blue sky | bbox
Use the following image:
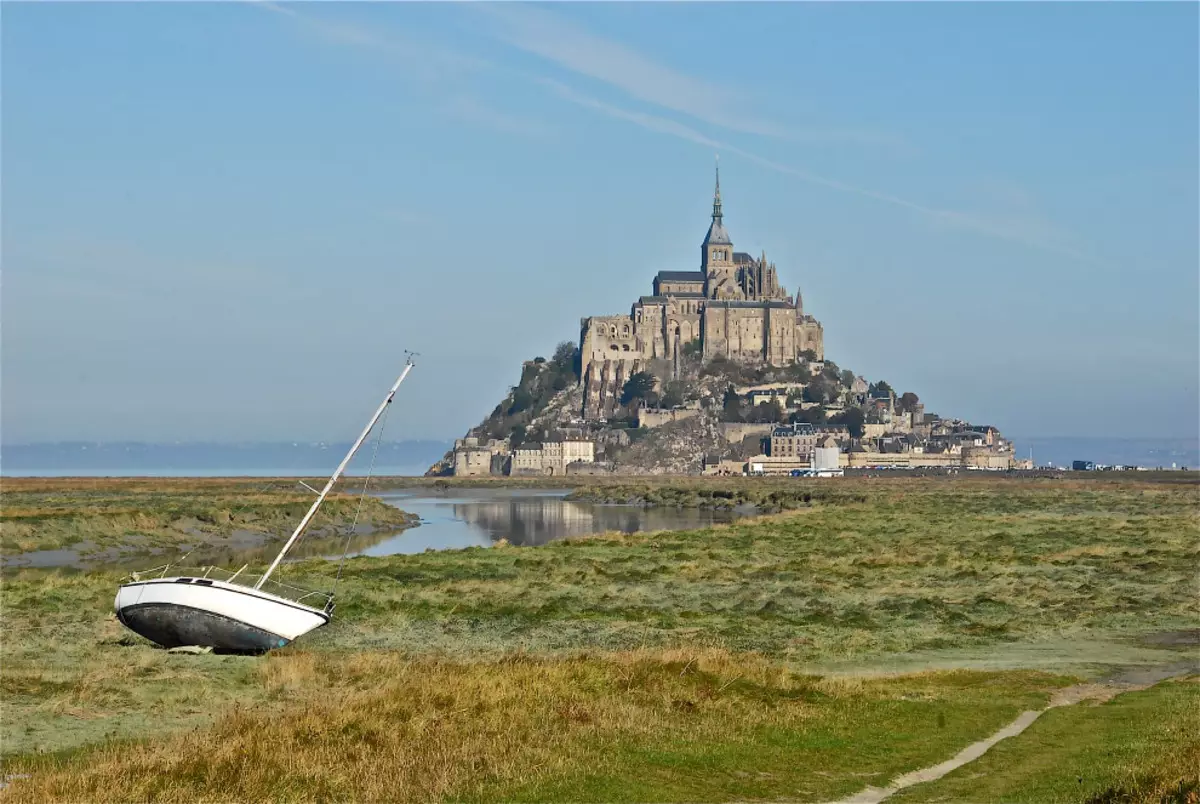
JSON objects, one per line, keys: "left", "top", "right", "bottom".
{"left": 3, "top": 1, "right": 1197, "bottom": 444}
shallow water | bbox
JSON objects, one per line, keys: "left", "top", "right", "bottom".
{"left": 2, "top": 489, "right": 748, "bottom": 570}
{"left": 349, "top": 489, "right": 748, "bottom": 556}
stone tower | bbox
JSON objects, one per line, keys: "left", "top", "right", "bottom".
{"left": 702, "top": 163, "right": 741, "bottom": 301}
{"left": 579, "top": 164, "right": 825, "bottom": 416}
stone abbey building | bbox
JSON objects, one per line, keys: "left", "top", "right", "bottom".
{"left": 580, "top": 167, "right": 824, "bottom": 417}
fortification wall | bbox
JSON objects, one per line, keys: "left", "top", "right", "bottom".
{"left": 719, "top": 422, "right": 776, "bottom": 444}
{"left": 637, "top": 408, "right": 701, "bottom": 429}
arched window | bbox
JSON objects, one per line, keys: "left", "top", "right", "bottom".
{"left": 622, "top": 344, "right": 630, "bottom": 351}
{"left": 610, "top": 345, "right": 619, "bottom": 351}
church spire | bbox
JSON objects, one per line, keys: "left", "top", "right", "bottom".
{"left": 713, "top": 156, "right": 723, "bottom": 223}
{"left": 702, "top": 156, "right": 732, "bottom": 249}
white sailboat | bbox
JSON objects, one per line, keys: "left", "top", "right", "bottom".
{"left": 114, "top": 357, "right": 415, "bottom": 653}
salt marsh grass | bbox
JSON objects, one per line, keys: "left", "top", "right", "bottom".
{"left": 2, "top": 475, "right": 1196, "bottom": 801}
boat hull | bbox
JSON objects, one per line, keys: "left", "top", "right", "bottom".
{"left": 115, "top": 577, "right": 330, "bottom": 653}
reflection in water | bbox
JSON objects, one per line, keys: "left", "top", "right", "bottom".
{"left": 6, "top": 490, "right": 747, "bottom": 570}
{"left": 350, "top": 490, "right": 746, "bottom": 557}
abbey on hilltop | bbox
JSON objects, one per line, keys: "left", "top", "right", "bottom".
{"left": 580, "top": 165, "right": 824, "bottom": 418}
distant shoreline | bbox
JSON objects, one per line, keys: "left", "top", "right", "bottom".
{"left": 1, "top": 436, "right": 1195, "bottom": 476}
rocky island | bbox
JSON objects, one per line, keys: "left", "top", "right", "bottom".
{"left": 429, "top": 168, "right": 1019, "bottom": 477}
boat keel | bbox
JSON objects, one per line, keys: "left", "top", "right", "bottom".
{"left": 118, "top": 602, "right": 294, "bottom": 653}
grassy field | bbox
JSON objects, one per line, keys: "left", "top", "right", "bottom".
{"left": 0, "top": 477, "right": 414, "bottom": 563}
{"left": 1, "top": 475, "right": 1197, "bottom": 801}
{"left": 894, "top": 677, "right": 1200, "bottom": 803}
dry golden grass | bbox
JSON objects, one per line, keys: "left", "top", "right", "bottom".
{"left": 1, "top": 477, "right": 412, "bottom": 557}
{"left": 2, "top": 649, "right": 1066, "bottom": 803}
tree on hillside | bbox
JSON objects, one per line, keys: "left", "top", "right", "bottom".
{"left": 747, "top": 401, "right": 784, "bottom": 423}
{"left": 552, "top": 341, "right": 581, "bottom": 380}
{"left": 800, "top": 349, "right": 819, "bottom": 363}
{"left": 790, "top": 406, "right": 828, "bottom": 425}
{"left": 552, "top": 341, "right": 575, "bottom": 364}
{"left": 507, "top": 388, "right": 534, "bottom": 416}
{"left": 620, "top": 372, "right": 657, "bottom": 406}
{"left": 898, "top": 392, "right": 920, "bottom": 413}
{"left": 700, "top": 354, "right": 732, "bottom": 379}
{"left": 869, "top": 380, "right": 894, "bottom": 397}
{"left": 786, "top": 363, "right": 813, "bottom": 384}
{"left": 660, "top": 380, "right": 687, "bottom": 409}
{"left": 840, "top": 369, "right": 856, "bottom": 389}
{"left": 803, "top": 378, "right": 833, "bottom": 405}
{"left": 833, "top": 407, "right": 866, "bottom": 438}
{"left": 510, "top": 424, "right": 528, "bottom": 449}
{"left": 721, "top": 385, "right": 745, "bottom": 422}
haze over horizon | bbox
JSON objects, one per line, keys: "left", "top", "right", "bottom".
{"left": 3, "top": 2, "right": 1197, "bottom": 444}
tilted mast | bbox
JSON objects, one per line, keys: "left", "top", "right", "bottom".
{"left": 255, "top": 355, "right": 415, "bottom": 589}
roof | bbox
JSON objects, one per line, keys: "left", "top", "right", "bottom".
{"left": 706, "top": 299, "right": 794, "bottom": 309}
{"left": 655, "top": 270, "right": 705, "bottom": 282}
{"left": 733, "top": 251, "right": 755, "bottom": 265}
{"left": 638, "top": 294, "right": 706, "bottom": 305}
{"left": 772, "top": 423, "right": 816, "bottom": 437}
{"left": 703, "top": 219, "right": 732, "bottom": 246}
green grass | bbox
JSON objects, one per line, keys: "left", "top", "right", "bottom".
{"left": 305, "top": 477, "right": 1200, "bottom": 662}
{"left": 0, "top": 477, "right": 413, "bottom": 559}
{"left": 466, "top": 669, "right": 1066, "bottom": 804}
{"left": 894, "top": 678, "right": 1200, "bottom": 803}
{"left": 1, "top": 475, "right": 1197, "bottom": 800}
{"left": 1, "top": 653, "right": 1071, "bottom": 803}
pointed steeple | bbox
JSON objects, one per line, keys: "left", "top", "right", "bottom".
{"left": 713, "top": 157, "right": 723, "bottom": 223}
{"left": 702, "top": 156, "right": 731, "bottom": 248}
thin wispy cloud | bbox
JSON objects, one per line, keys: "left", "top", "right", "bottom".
{"left": 257, "top": 3, "right": 494, "bottom": 98}
{"left": 476, "top": 3, "right": 790, "bottom": 140}
{"left": 475, "top": 5, "right": 907, "bottom": 150}
{"left": 543, "top": 77, "right": 1090, "bottom": 261}
{"left": 538, "top": 78, "right": 724, "bottom": 151}
{"left": 256, "top": 1, "right": 1092, "bottom": 262}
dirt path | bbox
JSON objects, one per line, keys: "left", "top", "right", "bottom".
{"left": 822, "top": 662, "right": 1197, "bottom": 804}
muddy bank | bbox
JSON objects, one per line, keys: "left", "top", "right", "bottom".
{"left": 1, "top": 511, "right": 419, "bottom": 571}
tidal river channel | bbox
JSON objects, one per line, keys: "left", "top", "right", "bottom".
{"left": 5, "top": 489, "right": 749, "bottom": 571}
{"left": 348, "top": 489, "right": 748, "bottom": 556}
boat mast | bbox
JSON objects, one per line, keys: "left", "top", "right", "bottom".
{"left": 255, "top": 356, "right": 415, "bottom": 590}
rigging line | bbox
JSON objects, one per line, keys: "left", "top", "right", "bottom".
{"left": 332, "top": 398, "right": 391, "bottom": 593}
